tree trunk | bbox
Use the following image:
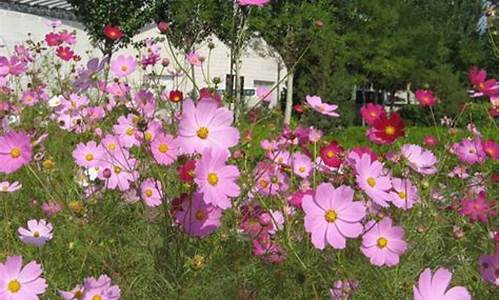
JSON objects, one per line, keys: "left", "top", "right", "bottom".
{"left": 284, "top": 70, "right": 294, "bottom": 125}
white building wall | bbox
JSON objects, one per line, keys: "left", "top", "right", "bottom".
{"left": 0, "top": 8, "right": 285, "bottom": 107}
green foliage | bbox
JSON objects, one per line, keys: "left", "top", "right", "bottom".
{"left": 67, "top": 0, "right": 157, "bottom": 53}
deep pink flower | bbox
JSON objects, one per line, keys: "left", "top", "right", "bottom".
{"left": 56, "top": 46, "right": 74, "bottom": 61}
{"left": 482, "top": 139, "right": 499, "bottom": 160}
{"left": 150, "top": 133, "right": 179, "bottom": 166}
{"left": 413, "top": 267, "right": 471, "bottom": 300}
{"left": 360, "top": 103, "right": 384, "bottom": 125}
{"left": 401, "top": 144, "right": 438, "bottom": 175}
{"left": 479, "top": 252, "right": 499, "bottom": 286}
{"left": 177, "top": 160, "right": 196, "bottom": 183}
{"left": 355, "top": 154, "right": 392, "bottom": 207}
{"left": 423, "top": 135, "right": 438, "bottom": 147}
{"left": 140, "top": 178, "right": 163, "bottom": 207}
{"left": 194, "top": 148, "right": 240, "bottom": 209}
{"left": 45, "top": 32, "right": 62, "bottom": 46}
{"left": 389, "top": 178, "right": 419, "bottom": 210}
{"left": 186, "top": 51, "right": 202, "bottom": 66}
{"left": 236, "top": 0, "right": 270, "bottom": 6}
{"left": 0, "top": 56, "right": 27, "bottom": 76}
{"left": 17, "top": 219, "right": 53, "bottom": 247}
{"left": 370, "top": 112, "right": 405, "bottom": 144}
{"left": 459, "top": 192, "right": 496, "bottom": 223}
{"left": 360, "top": 217, "right": 407, "bottom": 266}
{"left": 469, "top": 66, "right": 498, "bottom": 98}
{"left": 81, "top": 274, "right": 121, "bottom": 300}
{"left": 0, "top": 132, "right": 32, "bottom": 174}
{"left": 72, "top": 141, "right": 106, "bottom": 168}
{"left": 175, "top": 192, "right": 222, "bottom": 237}
{"left": 178, "top": 99, "right": 239, "bottom": 154}
{"left": 415, "top": 89, "right": 437, "bottom": 107}
{"left": 288, "top": 189, "right": 314, "bottom": 209}
{"left": 319, "top": 141, "right": 344, "bottom": 168}
{"left": 110, "top": 55, "right": 137, "bottom": 77}
{"left": 305, "top": 95, "right": 339, "bottom": 117}
{"left": 303, "top": 183, "right": 366, "bottom": 250}
{"left": 0, "top": 256, "right": 48, "bottom": 299}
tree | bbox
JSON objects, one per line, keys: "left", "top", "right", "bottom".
{"left": 67, "top": 0, "right": 157, "bottom": 56}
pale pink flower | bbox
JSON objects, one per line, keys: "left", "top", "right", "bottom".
{"left": 355, "top": 154, "right": 392, "bottom": 207}
{"left": 0, "top": 181, "right": 22, "bottom": 193}
{"left": 140, "top": 178, "right": 163, "bottom": 207}
{"left": 413, "top": 267, "right": 471, "bottom": 300}
{"left": 305, "top": 95, "right": 339, "bottom": 117}
{"left": 389, "top": 178, "right": 418, "bottom": 210}
{"left": 360, "top": 217, "right": 407, "bottom": 266}
{"left": 17, "top": 219, "right": 54, "bottom": 246}
{"left": 110, "top": 55, "right": 137, "bottom": 77}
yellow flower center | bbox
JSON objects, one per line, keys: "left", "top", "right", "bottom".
{"left": 384, "top": 126, "right": 396, "bottom": 136}
{"left": 8, "top": 280, "right": 21, "bottom": 293}
{"left": 326, "top": 150, "right": 335, "bottom": 158}
{"left": 370, "top": 111, "right": 377, "bottom": 117}
{"left": 195, "top": 210, "right": 205, "bottom": 221}
{"left": 126, "top": 127, "right": 134, "bottom": 136}
{"left": 324, "top": 210, "right": 337, "bottom": 223}
{"left": 259, "top": 179, "right": 269, "bottom": 189}
{"left": 120, "top": 65, "right": 128, "bottom": 72}
{"left": 85, "top": 153, "right": 94, "bottom": 161}
{"left": 108, "top": 143, "right": 116, "bottom": 151}
{"left": 207, "top": 172, "right": 219, "bottom": 186}
{"left": 398, "top": 191, "right": 406, "bottom": 199}
{"left": 33, "top": 231, "right": 40, "bottom": 238}
{"left": 158, "top": 143, "right": 169, "bottom": 153}
{"left": 367, "top": 177, "right": 376, "bottom": 188}
{"left": 197, "top": 127, "right": 209, "bottom": 139}
{"left": 270, "top": 176, "right": 279, "bottom": 184}
{"left": 377, "top": 237, "right": 388, "bottom": 248}
{"left": 145, "top": 189, "right": 153, "bottom": 197}
{"left": 144, "top": 132, "right": 153, "bottom": 142}
{"left": 74, "top": 290, "right": 83, "bottom": 299}
{"left": 114, "top": 166, "right": 122, "bottom": 174}
{"left": 298, "top": 166, "right": 306, "bottom": 173}
{"left": 10, "top": 147, "right": 21, "bottom": 158}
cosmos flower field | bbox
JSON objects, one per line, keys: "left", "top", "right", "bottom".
{"left": 0, "top": 3, "right": 499, "bottom": 300}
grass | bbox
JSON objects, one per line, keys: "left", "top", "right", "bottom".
{"left": 1, "top": 120, "right": 498, "bottom": 299}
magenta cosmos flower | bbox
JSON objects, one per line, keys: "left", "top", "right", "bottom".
{"left": 360, "top": 217, "right": 407, "bottom": 267}
{"left": 415, "top": 89, "right": 437, "bottom": 107}
{"left": 140, "top": 178, "right": 163, "bottom": 207}
{"left": 303, "top": 183, "right": 366, "bottom": 250}
{"left": 0, "top": 132, "right": 32, "bottom": 174}
{"left": 72, "top": 141, "right": 106, "bottom": 168}
{"left": 305, "top": 95, "right": 339, "bottom": 117}
{"left": 479, "top": 252, "right": 498, "bottom": 286}
{"left": 0, "top": 256, "right": 48, "bottom": 299}
{"left": 360, "top": 103, "right": 384, "bottom": 125}
{"left": 401, "top": 144, "right": 438, "bottom": 175}
{"left": 355, "top": 154, "right": 392, "bottom": 207}
{"left": 150, "top": 133, "right": 179, "bottom": 166}
{"left": 482, "top": 139, "right": 499, "bottom": 160}
{"left": 110, "top": 55, "right": 137, "bottom": 77}
{"left": 194, "top": 148, "right": 240, "bottom": 209}
{"left": 178, "top": 99, "right": 239, "bottom": 154}
{"left": 452, "top": 137, "right": 486, "bottom": 165}
{"left": 389, "top": 178, "right": 419, "bottom": 210}
{"left": 17, "top": 219, "right": 53, "bottom": 247}
{"left": 236, "top": 0, "right": 270, "bottom": 6}
{"left": 413, "top": 267, "right": 471, "bottom": 300}
{"left": 175, "top": 192, "right": 223, "bottom": 237}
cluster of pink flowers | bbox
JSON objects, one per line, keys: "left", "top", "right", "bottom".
{"left": 59, "top": 274, "right": 120, "bottom": 300}
{"left": 361, "top": 103, "right": 406, "bottom": 144}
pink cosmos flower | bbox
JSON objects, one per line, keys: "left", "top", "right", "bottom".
{"left": 320, "top": 141, "right": 344, "bottom": 168}
{"left": 355, "top": 154, "right": 392, "bottom": 207}
{"left": 401, "top": 144, "right": 438, "bottom": 175}
{"left": 0, "top": 181, "right": 22, "bottom": 193}
{"left": 110, "top": 55, "right": 137, "bottom": 77}
{"left": 269, "top": 150, "right": 291, "bottom": 166}
{"left": 482, "top": 139, "right": 499, "bottom": 160}
{"left": 423, "top": 135, "right": 438, "bottom": 147}
{"left": 0, "top": 56, "right": 27, "bottom": 76}
{"left": 140, "top": 178, "right": 163, "bottom": 207}
{"left": 347, "top": 147, "right": 378, "bottom": 166}
{"left": 389, "top": 178, "right": 418, "bottom": 210}
{"left": 252, "top": 235, "right": 287, "bottom": 264}
{"left": 303, "top": 183, "right": 366, "bottom": 250}
{"left": 0, "top": 132, "right": 32, "bottom": 174}
{"left": 98, "top": 149, "right": 138, "bottom": 191}
{"left": 459, "top": 192, "right": 496, "bottom": 223}
{"left": 256, "top": 86, "right": 273, "bottom": 102}
{"left": 21, "top": 90, "right": 39, "bottom": 106}
{"left": 17, "top": 219, "right": 53, "bottom": 247}
{"left": 186, "top": 51, "right": 202, "bottom": 66}
{"left": 56, "top": 46, "right": 74, "bottom": 61}
{"left": 72, "top": 141, "right": 106, "bottom": 168}
{"left": 469, "top": 66, "right": 498, "bottom": 98}
{"left": 175, "top": 192, "right": 222, "bottom": 237}
{"left": 0, "top": 256, "right": 47, "bottom": 299}
{"left": 415, "top": 89, "right": 437, "bottom": 107}
{"left": 479, "top": 252, "right": 499, "bottom": 286}
{"left": 178, "top": 99, "right": 239, "bottom": 154}
{"left": 194, "top": 148, "right": 240, "bottom": 209}
{"left": 360, "top": 103, "right": 384, "bottom": 125}
{"left": 305, "top": 95, "right": 339, "bottom": 117}
{"left": 288, "top": 189, "right": 314, "bottom": 209}
{"left": 236, "top": 0, "right": 270, "bottom": 6}
{"left": 113, "top": 114, "right": 140, "bottom": 148}
{"left": 291, "top": 152, "right": 312, "bottom": 178}
{"left": 253, "top": 162, "right": 288, "bottom": 196}
{"left": 150, "top": 133, "right": 179, "bottom": 166}
{"left": 413, "top": 267, "right": 471, "bottom": 300}
{"left": 360, "top": 217, "right": 407, "bottom": 267}
{"left": 41, "top": 201, "right": 62, "bottom": 217}
{"left": 143, "top": 120, "right": 162, "bottom": 143}
{"left": 452, "top": 137, "right": 486, "bottom": 165}
{"left": 81, "top": 274, "right": 121, "bottom": 300}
